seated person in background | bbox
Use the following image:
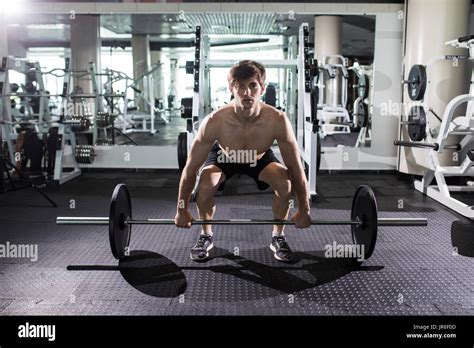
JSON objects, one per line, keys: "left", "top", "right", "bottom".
{"left": 175, "top": 60, "right": 311, "bottom": 262}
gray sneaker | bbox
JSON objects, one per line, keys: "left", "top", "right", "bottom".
{"left": 190, "top": 234, "right": 214, "bottom": 261}
{"left": 270, "top": 235, "right": 294, "bottom": 262}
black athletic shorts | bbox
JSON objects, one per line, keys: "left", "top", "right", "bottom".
{"left": 202, "top": 142, "right": 281, "bottom": 187}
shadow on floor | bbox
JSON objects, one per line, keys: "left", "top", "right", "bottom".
{"left": 67, "top": 249, "right": 383, "bottom": 299}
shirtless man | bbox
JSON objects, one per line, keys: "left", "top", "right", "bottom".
{"left": 175, "top": 60, "right": 311, "bottom": 262}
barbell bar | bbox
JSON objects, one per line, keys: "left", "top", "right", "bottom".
{"left": 394, "top": 140, "right": 461, "bottom": 152}
{"left": 56, "top": 217, "right": 426, "bottom": 227}
{"left": 56, "top": 184, "right": 428, "bottom": 261}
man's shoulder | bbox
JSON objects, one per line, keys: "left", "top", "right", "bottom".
{"left": 261, "top": 103, "right": 286, "bottom": 120}
{"left": 208, "top": 104, "right": 233, "bottom": 121}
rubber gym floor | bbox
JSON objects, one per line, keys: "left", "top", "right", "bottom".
{"left": 0, "top": 170, "right": 472, "bottom": 315}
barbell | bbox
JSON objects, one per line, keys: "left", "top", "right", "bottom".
{"left": 56, "top": 184, "right": 428, "bottom": 261}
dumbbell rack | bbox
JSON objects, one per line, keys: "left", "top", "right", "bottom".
{"left": 0, "top": 57, "right": 50, "bottom": 164}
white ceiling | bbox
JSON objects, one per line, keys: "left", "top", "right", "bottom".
{"left": 6, "top": 13, "right": 375, "bottom": 58}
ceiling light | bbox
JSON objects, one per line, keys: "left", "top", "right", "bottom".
{"left": 26, "top": 24, "right": 66, "bottom": 30}
{"left": 211, "top": 25, "right": 230, "bottom": 32}
{"left": 0, "top": 0, "right": 25, "bottom": 16}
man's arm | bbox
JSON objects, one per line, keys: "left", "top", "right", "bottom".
{"left": 274, "top": 112, "right": 310, "bottom": 213}
{"left": 177, "top": 114, "right": 218, "bottom": 212}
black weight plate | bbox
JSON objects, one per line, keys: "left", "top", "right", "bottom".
{"left": 180, "top": 97, "right": 193, "bottom": 119}
{"left": 358, "top": 74, "right": 370, "bottom": 99}
{"left": 88, "top": 147, "right": 95, "bottom": 163}
{"left": 407, "top": 64, "right": 427, "bottom": 101}
{"left": 10, "top": 83, "right": 19, "bottom": 92}
{"left": 46, "top": 127, "right": 58, "bottom": 175}
{"left": 264, "top": 84, "right": 276, "bottom": 107}
{"left": 408, "top": 106, "right": 427, "bottom": 141}
{"left": 310, "top": 87, "right": 319, "bottom": 123}
{"left": 363, "top": 74, "right": 370, "bottom": 99}
{"left": 185, "top": 60, "right": 194, "bottom": 74}
{"left": 22, "top": 130, "right": 43, "bottom": 173}
{"left": 178, "top": 132, "right": 188, "bottom": 172}
{"left": 467, "top": 149, "right": 474, "bottom": 162}
{"left": 109, "top": 184, "right": 132, "bottom": 260}
{"left": 357, "top": 102, "right": 369, "bottom": 127}
{"left": 351, "top": 185, "right": 377, "bottom": 260}
{"left": 316, "top": 132, "right": 321, "bottom": 172}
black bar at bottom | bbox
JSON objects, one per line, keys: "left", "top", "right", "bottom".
{"left": 0, "top": 316, "right": 472, "bottom": 345}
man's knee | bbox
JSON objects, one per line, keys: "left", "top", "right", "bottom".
{"left": 196, "top": 168, "right": 222, "bottom": 202}
{"left": 273, "top": 176, "right": 292, "bottom": 200}
{"left": 196, "top": 180, "right": 217, "bottom": 202}
{"left": 271, "top": 168, "right": 291, "bottom": 199}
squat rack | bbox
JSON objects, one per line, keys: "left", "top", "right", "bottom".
{"left": 183, "top": 23, "right": 320, "bottom": 200}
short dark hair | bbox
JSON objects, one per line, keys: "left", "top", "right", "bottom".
{"left": 227, "top": 60, "right": 266, "bottom": 87}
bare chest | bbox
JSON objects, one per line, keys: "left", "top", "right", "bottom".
{"left": 217, "top": 121, "right": 275, "bottom": 154}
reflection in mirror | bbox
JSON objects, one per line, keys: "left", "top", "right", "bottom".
{"left": 315, "top": 15, "right": 375, "bottom": 149}
{"left": 98, "top": 13, "right": 289, "bottom": 147}
{"left": 5, "top": 13, "right": 374, "bottom": 151}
